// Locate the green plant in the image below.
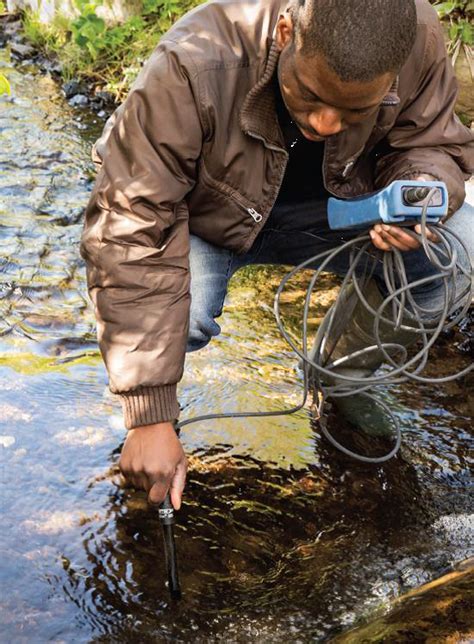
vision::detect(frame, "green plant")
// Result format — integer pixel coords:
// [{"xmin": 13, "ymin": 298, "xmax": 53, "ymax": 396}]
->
[
  {"xmin": 143, "ymin": 0, "xmax": 181, "ymax": 18},
  {"xmin": 70, "ymin": 0, "xmax": 107, "ymax": 60},
  {"xmin": 21, "ymin": 0, "xmax": 204, "ymax": 99},
  {"xmin": 0, "ymin": 73, "xmax": 10, "ymax": 95},
  {"xmin": 433, "ymin": 1, "xmax": 473, "ymax": 54}
]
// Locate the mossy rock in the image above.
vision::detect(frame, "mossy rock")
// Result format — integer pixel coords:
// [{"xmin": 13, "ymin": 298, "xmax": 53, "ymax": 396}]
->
[
  {"xmin": 453, "ymin": 46, "xmax": 474, "ymax": 125},
  {"xmin": 442, "ymin": 25, "xmax": 474, "ymax": 126}
]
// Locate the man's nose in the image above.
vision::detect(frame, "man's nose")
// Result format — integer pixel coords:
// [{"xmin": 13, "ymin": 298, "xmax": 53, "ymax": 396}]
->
[{"xmin": 308, "ymin": 107, "xmax": 344, "ymax": 137}]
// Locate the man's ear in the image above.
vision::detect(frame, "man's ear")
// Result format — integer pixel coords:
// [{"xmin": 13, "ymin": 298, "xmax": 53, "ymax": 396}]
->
[{"xmin": 275, "ymin": 12, "xmax": 294, "ymax": 51}]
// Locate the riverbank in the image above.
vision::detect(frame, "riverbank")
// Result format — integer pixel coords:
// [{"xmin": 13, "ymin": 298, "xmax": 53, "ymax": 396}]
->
[
  {"xmin": 0, "ymin": 12, "xmax": 117, "ymax": 117},
  {"xmin": 1, "ymin": 1, "xmax": 473, "ymax": 123},
  {"xmin": 2, "ymin": 0, "xmax": 202, "ymax": 106}
]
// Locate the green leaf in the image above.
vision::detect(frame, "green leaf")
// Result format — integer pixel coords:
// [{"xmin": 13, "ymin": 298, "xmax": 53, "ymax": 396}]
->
[
  {"xmin": 142, "ymin": 0, "xmax": 160, "ymax": 11},
  {"xmin": 434, "ymin": 1, "xmax": 458, "ymax": 17},
  {"xmin": 449, "ymin": 22, "xmax": 460, "ymax": 40},
  {"xmin": 75, "ymin": 33, "xmax": 88, "ymax": 46},
  {"xmin": 0, "ymin": 73, "xmax": 10, "ymax": 95},
  {"xmin": 87, "ymin": 14, "xmax": 106, "ymax": 29},
  {"xmin": 86, "ymin": 40, "xmax": 98, "ymax": 59},
  {"xmin": 460, "ymin": 20, "xmax": 473, "ymax": 44}
]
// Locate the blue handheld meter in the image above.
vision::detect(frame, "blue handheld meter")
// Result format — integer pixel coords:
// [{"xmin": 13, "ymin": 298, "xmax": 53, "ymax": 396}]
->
[{"xmin": 327, "ymin": 180, "xmax": 448, "ymax": 230}]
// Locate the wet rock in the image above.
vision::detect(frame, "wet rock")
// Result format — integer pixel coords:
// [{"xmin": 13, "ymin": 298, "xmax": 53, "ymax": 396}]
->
[
  {"xmin": 42, "ymin": 59, "xmax": 62, "ymax": 75},
  {"xmin": 89, "ymin": 89, "xmax": 116, "ymax": 116},
  {"xmin": 63, "ymin": 80, "xmax": 86, "ymax": 99},
  {"xmin": 22, "ymin": 510, "xmax": 81, "ymax": 535},
  {"xmin": 456, "ymin": 308, "xmax": 473, "ymax": 356},
  {"xmin": 94, "ymin": 90, "xmax": 115, "ymax": 104},
  {"xmin": 68, "ymin": 93, "xmax": 89, "ymax": 107},
  {"xmin": 0, "ymin": 435, "xmax": 16, "ymax": 448},
  {"xmin": 334, "ymin": 561, "xmax": 474, "ymax": 643},
  {"xmin": 2, "ymin": 19, "xmax": 22, "ymax": 38},
  {"xmin": 54, "ymin": 426, "xmax": 108, "ymax": 447},
  {"xmin": 10, "ymin": 41, "xmax": 36, "ymax": 58},
  {"xmin": 0, "ymin": 404, "xmax": 32, "ymax": 423}
]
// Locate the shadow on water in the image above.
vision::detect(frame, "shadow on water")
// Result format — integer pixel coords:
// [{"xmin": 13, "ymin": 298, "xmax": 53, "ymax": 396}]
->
[
  {"xmin": 0, "ymin": 44, "xmax": 473, "ymax": 642},
  {"xmin": 58, "ymin": 443, "xmax": 435, "ymax": 642}
]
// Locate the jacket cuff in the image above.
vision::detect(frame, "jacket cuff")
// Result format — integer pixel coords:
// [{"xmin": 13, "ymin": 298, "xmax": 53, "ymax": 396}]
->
[{"xmin": 119, "ymin": 385, "xmax": 180, "ymax": 429}]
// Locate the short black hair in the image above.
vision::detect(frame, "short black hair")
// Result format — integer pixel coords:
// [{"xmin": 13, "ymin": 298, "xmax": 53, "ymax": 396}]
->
[{"xmin": 290, "ymin": 0, "xmax": 417, "ymax": 82}]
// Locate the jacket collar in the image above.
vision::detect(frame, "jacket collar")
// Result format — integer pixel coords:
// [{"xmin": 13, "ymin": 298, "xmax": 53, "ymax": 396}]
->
[
  {"xmin": 239, "ymin": 39, "xmax": 285, "ymax": 150},
  {"xmin": 239, "ymin": 39, "xmax": 401, "ymax": 149}
]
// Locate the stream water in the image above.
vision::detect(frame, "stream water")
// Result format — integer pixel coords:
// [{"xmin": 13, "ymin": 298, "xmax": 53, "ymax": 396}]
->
[{"xmin": 0, "ymin": 48, "xmax": 473, "ymax": 642}]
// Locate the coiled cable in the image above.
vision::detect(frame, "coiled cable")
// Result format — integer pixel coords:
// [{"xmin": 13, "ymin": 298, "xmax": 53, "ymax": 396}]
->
[{"xmin": 177, "ymin": 189, "xmax": 473, "ymax": 463}]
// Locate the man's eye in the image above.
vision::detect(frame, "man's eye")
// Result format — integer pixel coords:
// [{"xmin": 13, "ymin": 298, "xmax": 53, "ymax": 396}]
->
[{"xmin": 301, "ymin": 90, "xmax": 318, "ymax": 102}]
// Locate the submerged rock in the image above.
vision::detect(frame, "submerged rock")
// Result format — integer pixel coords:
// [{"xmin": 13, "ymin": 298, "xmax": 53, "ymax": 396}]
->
[
  {"xmin": 334, "ymin": 560, "xmax": 474, "ymax": 643},
  {"xmin": 0, "ymin": 435, "xmax": 16, "ymax": 448}
]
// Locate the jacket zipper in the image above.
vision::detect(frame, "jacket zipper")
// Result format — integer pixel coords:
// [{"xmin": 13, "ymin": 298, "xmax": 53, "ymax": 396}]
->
[{"xmin": 247, "ymin": 207, "xmax": 263, "ymax": 222}]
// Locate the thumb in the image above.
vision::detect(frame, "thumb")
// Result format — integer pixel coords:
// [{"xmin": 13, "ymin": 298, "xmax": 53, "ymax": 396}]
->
[{"xmin": 169, "ymin": 458, "xmax": 187, "ymax": 510}]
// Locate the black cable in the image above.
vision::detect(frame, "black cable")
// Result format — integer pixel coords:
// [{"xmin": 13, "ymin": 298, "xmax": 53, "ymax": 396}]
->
[{"xmin": 177, "ymin": 189, "xmax": 473, "ymax": 463}]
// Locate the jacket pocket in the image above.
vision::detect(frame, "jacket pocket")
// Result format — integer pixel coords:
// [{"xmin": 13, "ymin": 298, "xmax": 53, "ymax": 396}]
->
[{"xmin": 197, "ymin": 159, "xmax": 263, "ymax": 222}]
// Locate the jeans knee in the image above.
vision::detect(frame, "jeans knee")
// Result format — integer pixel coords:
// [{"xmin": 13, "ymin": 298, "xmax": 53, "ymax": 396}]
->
[
  {"xmin": 186, "ymin": 311, "xmax": 222, "ymax": 353},
  {"xmin": 186, "ymin": 335, "xmax": 212, "ymax": 352}
]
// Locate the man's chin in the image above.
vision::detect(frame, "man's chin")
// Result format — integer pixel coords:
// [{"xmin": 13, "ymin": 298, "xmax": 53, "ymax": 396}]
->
[{"xmin": 301, "ymin": 130, "xmax": 326, "ymax": 142}]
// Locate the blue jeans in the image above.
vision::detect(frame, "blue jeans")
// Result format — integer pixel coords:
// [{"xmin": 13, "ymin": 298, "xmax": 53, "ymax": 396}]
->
[{"xmin": 186, "ymin": 197, "xmax": 474, "ymax": 352}]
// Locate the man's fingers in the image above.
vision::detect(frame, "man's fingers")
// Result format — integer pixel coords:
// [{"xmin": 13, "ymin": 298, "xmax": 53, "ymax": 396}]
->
[
  {"xmin": 370, "ymin": 225, "xmax": 425, "ymax": 251},
  {"xmin": 370, "ymin": 223, "xmax": 440, "ymax": 252},
  {"xmin": 378, "ymin": 224, "xmax": 421, "ymax": 251},
  {"xmin": 370, "ymin": 229, "xmax": 393, "ymax": 251},
  {"xmin": 148, "ymin": 477, "xmax": 170, "ymax": 506},
  {"xmin": 169, "ymin": 458, "xmax": 187, "ymax": 510}
]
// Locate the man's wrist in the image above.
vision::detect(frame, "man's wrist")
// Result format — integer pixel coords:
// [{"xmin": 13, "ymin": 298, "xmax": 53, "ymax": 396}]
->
[{"xmin": 119, "ymin": 384, "xmax": 180, "ymax": 429}]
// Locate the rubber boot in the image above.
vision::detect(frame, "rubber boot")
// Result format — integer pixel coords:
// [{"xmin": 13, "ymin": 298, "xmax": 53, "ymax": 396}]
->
[{"xmin": 310, "ymin": 278, "xmax": 420, "ymax": 436}]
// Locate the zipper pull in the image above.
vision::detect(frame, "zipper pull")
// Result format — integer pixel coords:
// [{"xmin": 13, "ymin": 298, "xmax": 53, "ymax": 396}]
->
[
  {"xmin": 342, "ymin": 160, "xmax": 355, "ymax": 179},
  {"xmin": 247, "ymin": 208, "xmax": 263, "ymax": 223}
]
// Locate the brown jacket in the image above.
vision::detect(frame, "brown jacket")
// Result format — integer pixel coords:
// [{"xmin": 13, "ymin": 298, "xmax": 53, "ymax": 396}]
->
[{"xmin": 79, "ymin": 0, "xmax": 474, "ymax": 429}]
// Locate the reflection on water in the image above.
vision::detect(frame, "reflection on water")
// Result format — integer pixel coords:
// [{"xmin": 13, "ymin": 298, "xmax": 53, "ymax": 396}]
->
[{"xmin": 0, "ymin": 48, "xmax": 473, "ymax": 641}]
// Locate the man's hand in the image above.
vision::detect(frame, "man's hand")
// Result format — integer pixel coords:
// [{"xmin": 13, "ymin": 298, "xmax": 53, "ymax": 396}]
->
[
  {"xmin": 119, "ymin": 421, "xmax": 187, "ymax": 509},
  {"xmin": 370, "ymin": 174, "xmax": 440, "ymax": 252},
  {"xmin": 369, "ymin": 223, "xmax": 439, "ymax": 251}
]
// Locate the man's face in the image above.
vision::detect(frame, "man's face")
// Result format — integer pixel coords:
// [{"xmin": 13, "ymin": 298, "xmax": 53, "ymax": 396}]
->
[{"xmin": 276, "ymin": 14, "xmax": 395, "ymax": 141}]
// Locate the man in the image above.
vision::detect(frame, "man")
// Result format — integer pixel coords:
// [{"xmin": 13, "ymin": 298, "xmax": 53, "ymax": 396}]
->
[{"xmin": 80, "ymin": 0, "xmax": 473, "ymax": 509}]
